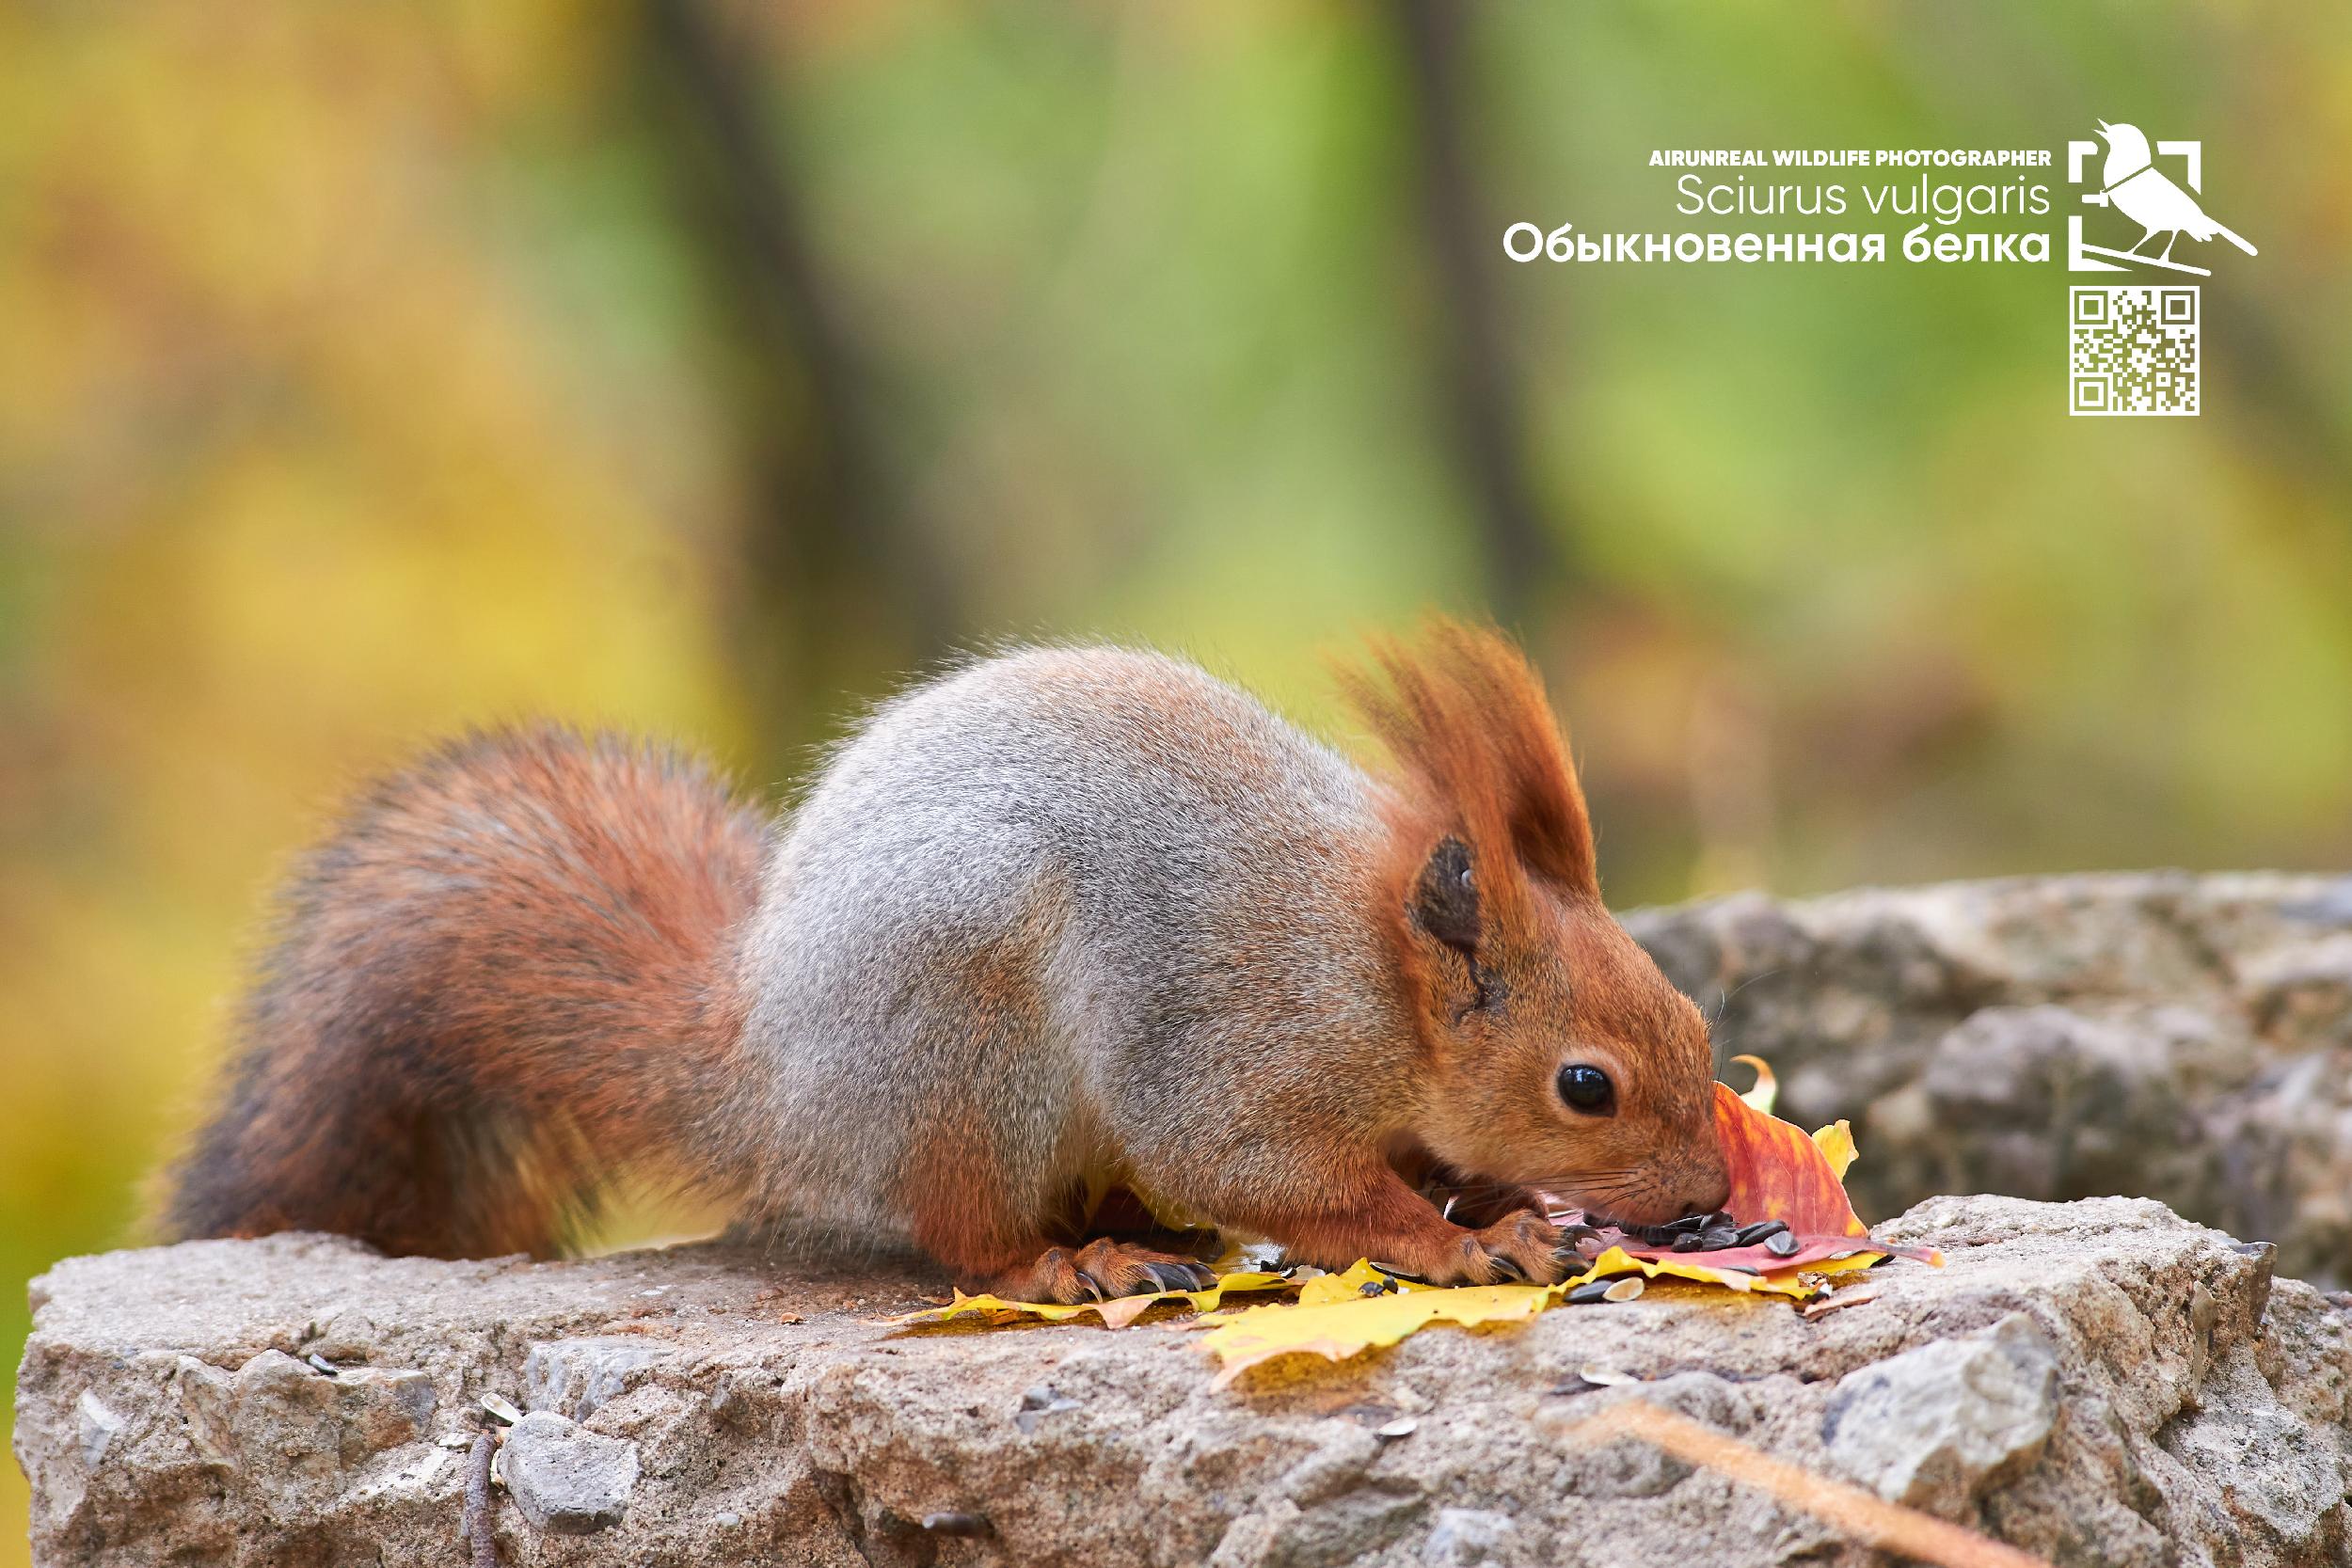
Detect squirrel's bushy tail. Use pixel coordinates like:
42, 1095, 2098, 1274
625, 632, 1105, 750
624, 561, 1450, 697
163, 725, 768, 1259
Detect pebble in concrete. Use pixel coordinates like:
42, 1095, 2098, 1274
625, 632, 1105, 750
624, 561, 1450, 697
500, 1411, 641, 1535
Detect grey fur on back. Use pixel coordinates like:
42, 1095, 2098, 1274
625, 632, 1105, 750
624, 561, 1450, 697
730, 646, 1412, 1240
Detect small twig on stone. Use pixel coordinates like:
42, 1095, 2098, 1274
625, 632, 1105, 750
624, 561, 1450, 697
463, 1431, 501, 1568
1548, 1402, 2051, 1568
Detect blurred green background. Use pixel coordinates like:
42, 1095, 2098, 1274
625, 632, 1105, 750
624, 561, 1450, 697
5, 1, 2347, 1553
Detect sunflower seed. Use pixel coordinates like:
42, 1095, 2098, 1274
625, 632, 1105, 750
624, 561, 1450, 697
1764, 1230, 1802, 1258
1565, 1280, 1616, 1304
1732, 1220, 1789, 1247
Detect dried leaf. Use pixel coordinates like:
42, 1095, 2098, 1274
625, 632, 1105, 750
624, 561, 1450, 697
1730, 1053, 1778, 1115
1295, 1259, 1427, 1306
1703, 1078, 1939, 1267
1200, 1273, 1560, 1388
1812, 1119, 1859, 1180
891, 1269, 1295, 1330
1568, 1243, 1829, 1299
1713, 1080, 1871, 1238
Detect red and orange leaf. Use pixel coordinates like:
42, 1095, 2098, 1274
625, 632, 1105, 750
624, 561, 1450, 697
1713, 1079, 1871, 1238
1600, 1068, 1934, 1274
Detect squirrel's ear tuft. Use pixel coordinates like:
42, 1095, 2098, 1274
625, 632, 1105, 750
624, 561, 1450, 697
1409, 835, 1481, 958
1338, 620, 1599, 901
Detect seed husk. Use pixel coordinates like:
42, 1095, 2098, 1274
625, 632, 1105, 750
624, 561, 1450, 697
1578, 1364, 1636, 1386
1800, 1285, 1882, 1319
1602, 1276, 1645, 1302
921, 1513, 990, 1538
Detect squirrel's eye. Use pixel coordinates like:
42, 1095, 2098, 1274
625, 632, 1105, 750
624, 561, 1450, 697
1555, 1063, 1615, 1117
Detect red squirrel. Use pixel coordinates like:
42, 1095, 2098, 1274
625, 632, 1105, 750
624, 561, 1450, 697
164, 623, 1728, 1302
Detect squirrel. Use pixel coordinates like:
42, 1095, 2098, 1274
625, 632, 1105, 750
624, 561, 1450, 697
163, 623, 1729, 1302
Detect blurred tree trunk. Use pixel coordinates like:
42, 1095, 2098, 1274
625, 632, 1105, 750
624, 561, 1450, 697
638, 0, 960, 777
1388, 0, 1569, 628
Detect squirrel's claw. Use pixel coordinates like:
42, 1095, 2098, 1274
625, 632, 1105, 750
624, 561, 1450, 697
976, 1238, 1223, 1304
1461, 1211, 1569, 1286
1141, 1261, 1216, 1293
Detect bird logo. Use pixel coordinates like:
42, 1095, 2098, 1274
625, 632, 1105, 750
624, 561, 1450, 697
2080, 120, 2256, 270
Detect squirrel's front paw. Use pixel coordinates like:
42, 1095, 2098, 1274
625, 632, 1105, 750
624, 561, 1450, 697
1445, 1211, 1567, 1285
975, 1238, 1217, 1305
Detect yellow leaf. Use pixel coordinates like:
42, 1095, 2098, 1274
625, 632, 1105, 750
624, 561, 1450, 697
1200, 1278, 1559, 1388
890, 1269, 1295, 1330
1567, 1244, 1832, 1298
1198, 1246, 1895, 1385
1295, 1259, 1432, 1306
1811, 1119, 1858, 1180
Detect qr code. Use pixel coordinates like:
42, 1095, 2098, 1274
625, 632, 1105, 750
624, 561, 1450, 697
2070, 286, 2199, 416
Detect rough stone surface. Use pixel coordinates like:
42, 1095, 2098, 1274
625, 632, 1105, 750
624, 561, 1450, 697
1626, 871, 2352, 1283
498, 1410, 638, 1534
16, 1196, 2352, 1566
1821, 1312, 2058, 1516
521, 1337, 669, 1423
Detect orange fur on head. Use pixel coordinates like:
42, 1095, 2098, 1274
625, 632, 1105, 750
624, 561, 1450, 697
1340, 623, 1727, 1223
1338, 619, 1599, 910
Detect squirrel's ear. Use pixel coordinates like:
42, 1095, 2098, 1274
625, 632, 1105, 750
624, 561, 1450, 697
1409, 835, 1481, 960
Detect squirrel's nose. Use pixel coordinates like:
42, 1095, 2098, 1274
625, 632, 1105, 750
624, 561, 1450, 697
1688, 1171, 1732, 1217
